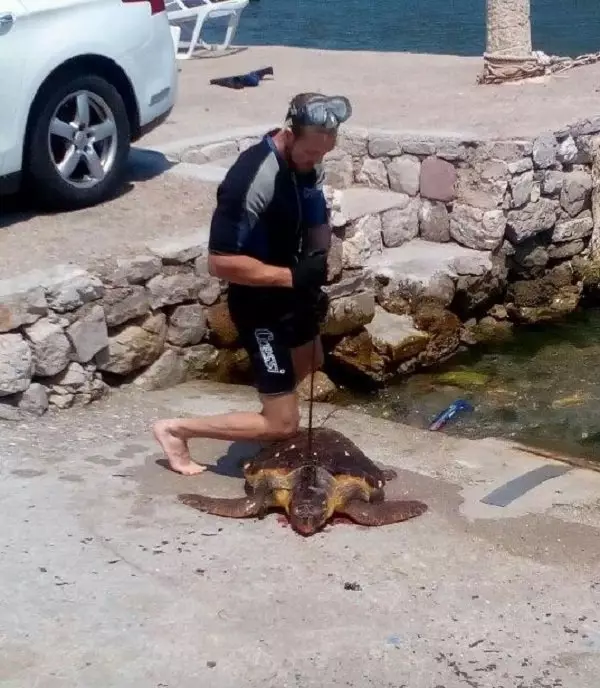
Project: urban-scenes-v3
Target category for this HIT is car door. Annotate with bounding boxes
[0,0,28,177]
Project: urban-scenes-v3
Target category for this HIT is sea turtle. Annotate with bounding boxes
[177,427,427,536]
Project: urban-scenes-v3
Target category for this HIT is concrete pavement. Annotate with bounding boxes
[2,380,600,687]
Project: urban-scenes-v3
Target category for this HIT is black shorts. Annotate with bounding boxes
[229,303,318,396]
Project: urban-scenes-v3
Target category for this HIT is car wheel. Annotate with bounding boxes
[24,73,131,211]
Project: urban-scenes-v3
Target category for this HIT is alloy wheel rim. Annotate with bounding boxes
[47,90,118,189]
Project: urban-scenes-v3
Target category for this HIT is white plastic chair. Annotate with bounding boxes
[166,0,249,60]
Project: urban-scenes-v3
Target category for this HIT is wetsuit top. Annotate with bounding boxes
[207,129,329,317]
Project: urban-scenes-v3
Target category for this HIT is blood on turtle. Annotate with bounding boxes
[177,427,428,536]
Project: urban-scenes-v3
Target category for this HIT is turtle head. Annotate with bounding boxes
[288,467,333,536]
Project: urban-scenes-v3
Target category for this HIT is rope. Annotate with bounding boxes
[306,335,317,468]
[478,49,600,85]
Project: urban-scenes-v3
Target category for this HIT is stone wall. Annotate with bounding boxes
[4,117,600,419]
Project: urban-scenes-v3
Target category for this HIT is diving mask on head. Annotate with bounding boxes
[286,94,353,130]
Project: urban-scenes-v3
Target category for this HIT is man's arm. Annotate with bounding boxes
[208,253,292,287]
[303,164,332,253]
[208,156,293,287]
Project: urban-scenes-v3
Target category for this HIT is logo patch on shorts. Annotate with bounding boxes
[254,329,286,375]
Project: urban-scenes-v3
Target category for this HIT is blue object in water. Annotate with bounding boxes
[428,399,473,431]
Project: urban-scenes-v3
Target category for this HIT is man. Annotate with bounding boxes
[153,92,352,475]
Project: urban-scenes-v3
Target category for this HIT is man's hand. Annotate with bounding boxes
[291,250,328,291]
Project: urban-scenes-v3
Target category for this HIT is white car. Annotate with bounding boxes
[0,0,177,210]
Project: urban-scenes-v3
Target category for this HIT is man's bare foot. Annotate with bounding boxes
[152,420,207,476]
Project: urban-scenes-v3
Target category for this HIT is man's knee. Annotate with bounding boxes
[261,394,300,439]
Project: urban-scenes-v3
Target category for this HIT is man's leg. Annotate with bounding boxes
[153,323,300,475]
[292,336,324,383]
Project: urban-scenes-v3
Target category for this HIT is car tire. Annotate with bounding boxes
[24,73,131,211]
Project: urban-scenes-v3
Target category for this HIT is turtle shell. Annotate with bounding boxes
[245,427,385,489]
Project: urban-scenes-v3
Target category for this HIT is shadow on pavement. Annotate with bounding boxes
[0,147,175,229]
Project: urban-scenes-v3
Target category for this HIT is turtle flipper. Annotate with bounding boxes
[178,493,267,519]
[339,499,428,526]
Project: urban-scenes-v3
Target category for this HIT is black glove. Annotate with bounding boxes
[291,250,328,291]
[314,289,329,324]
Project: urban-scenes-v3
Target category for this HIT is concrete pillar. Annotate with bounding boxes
[486,0,532,56]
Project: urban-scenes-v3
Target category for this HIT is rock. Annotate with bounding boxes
[148,231,209,265]
[146,272,200,309]
[548,240,585,260]
[510,237,549,278]
[331,330,386,384]
[419,201,450,242]
[96,313,167,375]
[505,198,558,243]
[449,204,506,251]
[24,318,71,377]
[101,285,150,327]
[456,159,508,209]
[194,270,222,306]
[506,271,581,323]
[18,383,49,417]
[333,187,410,226]
[66,305,109,363]
[183,344,220,380]
[541,170,564,196]
[134,349,187,391]
[356,158,388,188]
[367,132,403,157]
[167,304,207,347]
[508,158,533,175]
[552,211,594,243]
[49,393,74,410]
[419,156,457,202]
[381,199,420,247]
[558,136,579,164]
[297,371,337,402]
[116,255,162,284]
[436,370,491,388]
[50,362,90,392]
[466,317,514,344]
[560,170,592,218]
[412,298,461,366]
[206,301,239,347]
[0,274,48,333]
[327,232,344,282]
[473,140,533,163]
[0,334,33,396]
[388,155,421,196]
[323,149,354,188]
[454,254,508,315]
[342,215,383,269]
[322,291,376,337]
[365,307,430,362]
[510,170,534,208]
[532,133,558,169]
[0,396,22,421]
[42,266,104,313]
[338,128,369,157]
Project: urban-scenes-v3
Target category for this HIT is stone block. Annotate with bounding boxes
[101,286,150,328]
[505,198,558,243]
[532,133,558,169]
[96,313,167,375]
[18,383,49,417]
[342,215,383,269]
[387,155,421,196]
[560,170,592,218]
[116,255,162,284]
[66,304,109,363]
[24,317,71,377]
[321,291,375,337]
[419,156,457,202]
[167,304,207,347]
[449,205,506,251]
[365,307,430,363]
[381,199,420,248]
[147,230,209,264]
[41,265,104,313]
[551,211,594,243]
[0,333,33,397]
[356,157,389,188]
[419,201,450,242]
[146,272,200,309]
[0,273,48,333]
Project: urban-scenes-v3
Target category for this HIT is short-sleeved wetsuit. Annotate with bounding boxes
[208,129,329,396]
